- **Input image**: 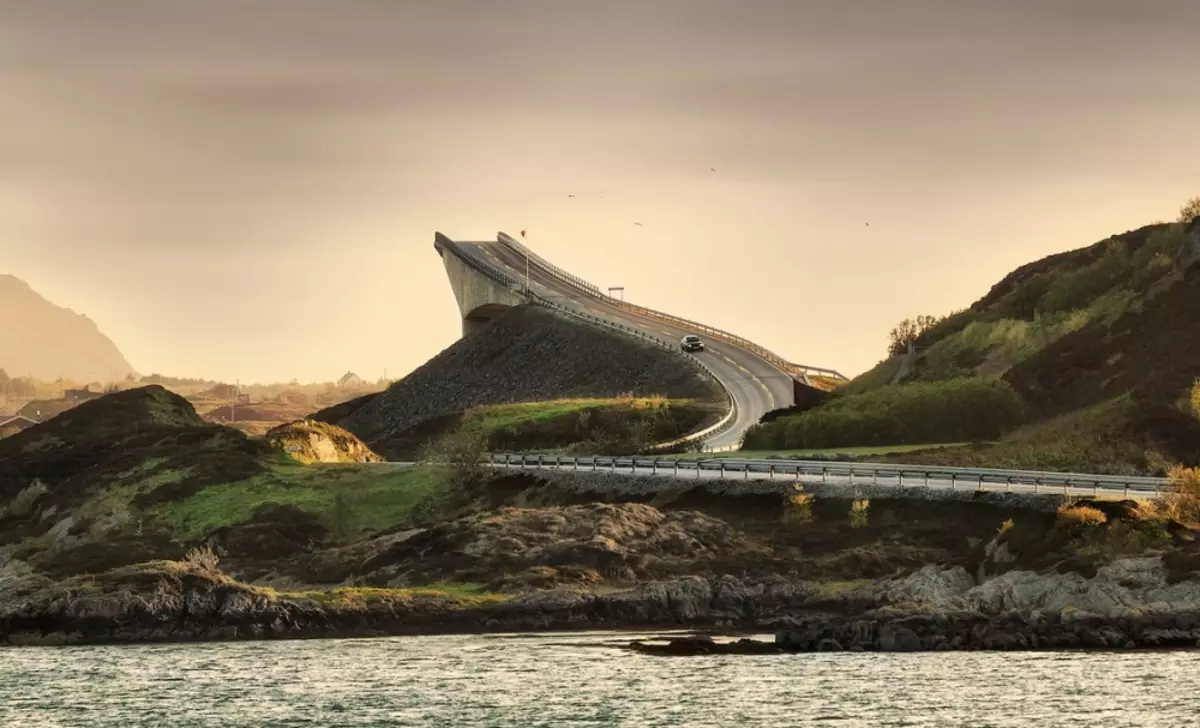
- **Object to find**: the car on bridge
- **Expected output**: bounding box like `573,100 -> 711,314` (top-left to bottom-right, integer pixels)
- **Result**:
680,334 -> 705,352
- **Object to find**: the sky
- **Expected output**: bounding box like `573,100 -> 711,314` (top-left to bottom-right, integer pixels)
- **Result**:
2,0 -> 1198,384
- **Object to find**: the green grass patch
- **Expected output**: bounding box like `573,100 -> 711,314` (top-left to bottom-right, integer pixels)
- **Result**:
870,396 -> 1149,474
743,378 -> 1026,450
155,464 -> 440,541
460,396 -> 684,434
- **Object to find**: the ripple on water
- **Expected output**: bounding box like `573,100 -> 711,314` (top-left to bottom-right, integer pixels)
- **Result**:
2,635 -> 1200,727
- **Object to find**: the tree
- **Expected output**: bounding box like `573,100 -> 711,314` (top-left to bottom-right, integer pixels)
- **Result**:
1180,197 -> 1200,225
887,315 -> 939,357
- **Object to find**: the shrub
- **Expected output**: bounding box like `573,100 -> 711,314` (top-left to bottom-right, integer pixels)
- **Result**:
997,518 -> 1015,537
849,498 -> 870,528
1055,504 -> 1108,528
1179,196 -> 1200,224
10,480 -> 48,518
781,487 -> 814,525
888,315 -> 941,357
1160,466 -> 1200,527
184,544 -> 221,572
1191,380 -> 1200,420
743,378 -> 1026,450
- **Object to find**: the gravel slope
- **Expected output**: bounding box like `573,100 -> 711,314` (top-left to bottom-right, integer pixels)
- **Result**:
331,305 -> 721,456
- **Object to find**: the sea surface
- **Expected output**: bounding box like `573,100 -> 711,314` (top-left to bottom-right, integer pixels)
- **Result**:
3,632 -> 1198,727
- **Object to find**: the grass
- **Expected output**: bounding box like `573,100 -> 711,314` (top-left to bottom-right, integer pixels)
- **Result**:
280,583 -> 508,608
844,222 -> 1187,396
870,395 -> 1149,475
156,464 -> 440,541
461,396 -> 678,434
743,378 -> 1026,450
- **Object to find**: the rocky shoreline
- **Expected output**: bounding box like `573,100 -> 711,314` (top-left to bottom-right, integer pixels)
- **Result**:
7,555 -> 1200,651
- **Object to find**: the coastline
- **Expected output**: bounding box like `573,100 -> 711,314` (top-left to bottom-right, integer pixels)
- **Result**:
7,556 -> 1200,652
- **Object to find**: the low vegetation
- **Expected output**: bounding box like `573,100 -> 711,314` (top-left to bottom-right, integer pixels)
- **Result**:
800,206 -> 1200,474
157,463 -> 440,542
743,378 -> 1025,450
1160,466 -> 1200,528
1055,503 -> 1108,528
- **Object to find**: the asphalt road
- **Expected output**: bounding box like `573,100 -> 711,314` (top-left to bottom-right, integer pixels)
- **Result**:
461,240 -> 794,450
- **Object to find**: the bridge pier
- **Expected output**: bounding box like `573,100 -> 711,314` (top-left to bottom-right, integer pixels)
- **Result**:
435,233 -> 526,337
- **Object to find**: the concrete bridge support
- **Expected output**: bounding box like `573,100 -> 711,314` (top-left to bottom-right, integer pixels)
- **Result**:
436,233 -> 527,337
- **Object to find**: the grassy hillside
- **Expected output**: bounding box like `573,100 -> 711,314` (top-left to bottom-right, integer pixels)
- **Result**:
770,220 -> 1200,473
376,396 -> 720,459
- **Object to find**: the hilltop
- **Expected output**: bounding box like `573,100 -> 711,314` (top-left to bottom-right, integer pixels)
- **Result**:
320,305 -> 722,458
0,275 -> 135,382
746,218 -> 1200,473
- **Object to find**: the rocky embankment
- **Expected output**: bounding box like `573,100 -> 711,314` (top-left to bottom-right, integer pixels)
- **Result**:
7,556 -> 1200,649
320,305 -> 721,457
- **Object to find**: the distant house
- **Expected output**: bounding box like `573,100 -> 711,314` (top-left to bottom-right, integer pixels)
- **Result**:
0,415 -> 38,438
205,383 -> 240,400
64,387 -> 104,405
337,372 -> 365,388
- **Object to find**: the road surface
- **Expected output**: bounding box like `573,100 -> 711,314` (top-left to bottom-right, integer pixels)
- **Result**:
460,240 -> 794,450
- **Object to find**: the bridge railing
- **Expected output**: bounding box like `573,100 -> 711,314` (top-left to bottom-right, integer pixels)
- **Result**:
496,232 -> 605,299
488,453 -> 1168,497
436,234 -> 740,448
493,232 -> 847,384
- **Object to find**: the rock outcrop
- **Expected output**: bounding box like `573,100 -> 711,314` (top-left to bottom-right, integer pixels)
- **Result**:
266,420 -> 381,464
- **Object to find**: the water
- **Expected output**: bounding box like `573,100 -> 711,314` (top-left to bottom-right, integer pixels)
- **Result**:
3,632 -> 1198,727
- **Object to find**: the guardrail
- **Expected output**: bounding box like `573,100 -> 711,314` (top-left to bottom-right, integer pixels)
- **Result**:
492,232 -> 847,384
496,232 -> 605,299
436,234 -> 740,447
489,453 -> 1169,497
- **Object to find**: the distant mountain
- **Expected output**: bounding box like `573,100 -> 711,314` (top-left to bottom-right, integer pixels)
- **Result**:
0,275 -> 135,382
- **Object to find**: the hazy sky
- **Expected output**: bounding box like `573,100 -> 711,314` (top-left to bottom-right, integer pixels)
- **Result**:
3,1 -> 1198,383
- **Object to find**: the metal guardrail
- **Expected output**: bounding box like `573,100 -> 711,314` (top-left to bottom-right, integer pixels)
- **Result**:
496,232 -> 604,299
489,453 -> 1169,497
435,234 -> 740,448
492,232 -> 847,384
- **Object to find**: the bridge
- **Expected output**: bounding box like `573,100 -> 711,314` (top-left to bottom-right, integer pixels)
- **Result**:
434,231 -> 848,450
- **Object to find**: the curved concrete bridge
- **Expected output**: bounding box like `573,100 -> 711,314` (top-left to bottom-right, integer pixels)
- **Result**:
434,231 -> 847,450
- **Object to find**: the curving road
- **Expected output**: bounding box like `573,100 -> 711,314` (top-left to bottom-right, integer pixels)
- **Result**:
456,239 -> 796,450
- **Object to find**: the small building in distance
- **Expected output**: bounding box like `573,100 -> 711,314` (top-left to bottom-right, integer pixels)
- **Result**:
0,415 -> 38,438
337,372 -> 365,388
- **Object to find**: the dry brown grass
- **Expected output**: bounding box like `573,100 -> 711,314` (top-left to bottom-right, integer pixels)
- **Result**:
1159,466 -> 1200,527
1056,503 -> 1108,527
1191,379 -> 1200,419
849,498 -> 870,528
781,487 -> 815,525
183,544 -> 221,573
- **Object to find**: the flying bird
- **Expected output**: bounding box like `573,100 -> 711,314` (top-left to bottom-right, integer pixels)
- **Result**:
634,222 -> 643,227
710,167 -> 716,172
865,222 -> 870,227
568,194 -> 575,198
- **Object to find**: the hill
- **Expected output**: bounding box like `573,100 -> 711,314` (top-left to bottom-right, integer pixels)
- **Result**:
747,219 -> 1200,473
0,275 -> 135,382
319,305 -> 722,458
